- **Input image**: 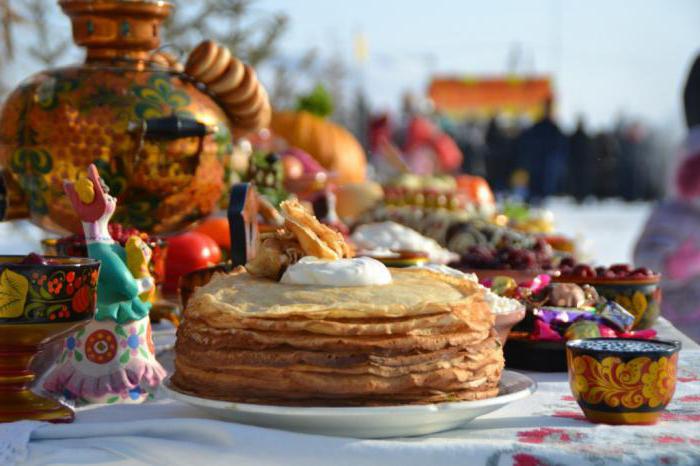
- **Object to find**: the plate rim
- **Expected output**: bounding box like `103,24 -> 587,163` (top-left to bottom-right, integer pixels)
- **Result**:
162,369 -> 537,416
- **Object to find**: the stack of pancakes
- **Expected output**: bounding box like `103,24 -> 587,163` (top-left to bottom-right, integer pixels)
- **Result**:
172,267 -> 504,406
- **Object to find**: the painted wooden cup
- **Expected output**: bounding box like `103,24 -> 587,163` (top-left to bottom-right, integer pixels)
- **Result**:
0,255 -> 100,422
566,338 -> 681,425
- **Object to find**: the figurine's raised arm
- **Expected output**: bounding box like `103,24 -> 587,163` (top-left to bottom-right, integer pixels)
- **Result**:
63,164 -> 116,243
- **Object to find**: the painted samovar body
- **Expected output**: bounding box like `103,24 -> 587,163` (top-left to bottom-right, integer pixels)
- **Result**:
0,0 -> 233,234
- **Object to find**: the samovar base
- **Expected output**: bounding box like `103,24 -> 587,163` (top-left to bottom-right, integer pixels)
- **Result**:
0,342 -> 74,423
0,390 -> 74,423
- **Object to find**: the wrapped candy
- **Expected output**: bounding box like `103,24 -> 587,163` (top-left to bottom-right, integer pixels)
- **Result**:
527,274 -> 552,294
597,324 -> 618,338
491,276 -> 517,295
596,300 -> 635,332
564,320 -> 602,340
533,307 -> 596,325
532,319 -> 563,341
619,329 -> 658,339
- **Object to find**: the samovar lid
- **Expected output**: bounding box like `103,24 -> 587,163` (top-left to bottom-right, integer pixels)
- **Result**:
59,0 -> 174,61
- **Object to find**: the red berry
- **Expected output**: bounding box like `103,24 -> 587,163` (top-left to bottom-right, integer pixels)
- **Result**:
21,253 -> 47,265
610,263 -> 632,274
595,266 -> 607,277
559,257 -> 576,268
573,264 -> 595,278
632,267 -> 653,276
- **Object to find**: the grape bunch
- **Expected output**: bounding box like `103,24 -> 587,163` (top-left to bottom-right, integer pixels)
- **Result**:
446,220 -> 555,270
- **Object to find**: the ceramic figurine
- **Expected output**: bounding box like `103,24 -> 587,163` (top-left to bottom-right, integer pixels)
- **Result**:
43,164 -> 165,404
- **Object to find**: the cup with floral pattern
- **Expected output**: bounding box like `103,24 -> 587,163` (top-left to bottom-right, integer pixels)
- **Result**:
0,255 -> 99,422
566,338 -> 681,425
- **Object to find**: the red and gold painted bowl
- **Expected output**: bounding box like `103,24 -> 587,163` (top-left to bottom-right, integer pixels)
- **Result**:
566,338 -> 681,425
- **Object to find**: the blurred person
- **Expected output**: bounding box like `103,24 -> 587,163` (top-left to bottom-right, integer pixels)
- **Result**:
515,99 -> 568,203
568,116 -> 594,201
618,121 -> 650,200
592,131 -> 620,198
403,115 -> 463,174
458,121 -> 486,177
634,55 -> 700,342
485,117 -> 510,192
368,113 -> 409,181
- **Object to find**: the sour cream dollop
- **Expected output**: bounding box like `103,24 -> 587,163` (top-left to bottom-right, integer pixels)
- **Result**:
280,256 -> 393,287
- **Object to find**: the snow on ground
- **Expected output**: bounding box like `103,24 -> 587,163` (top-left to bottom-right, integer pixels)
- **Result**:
544,197 -> 653,266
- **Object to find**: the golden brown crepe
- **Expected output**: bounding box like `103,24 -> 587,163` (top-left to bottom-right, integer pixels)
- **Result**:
172,267 -> 504,406
245,199 -> 352,280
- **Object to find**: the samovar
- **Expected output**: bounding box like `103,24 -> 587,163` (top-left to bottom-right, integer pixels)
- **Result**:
0,0 -> 235,234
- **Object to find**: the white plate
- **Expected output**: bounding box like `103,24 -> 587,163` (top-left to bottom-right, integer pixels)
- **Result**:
162,370 -> 536,438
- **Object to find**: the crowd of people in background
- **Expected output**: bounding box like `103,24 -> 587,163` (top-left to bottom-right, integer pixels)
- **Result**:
367,94 -> 669,204
443,101 -> 666,203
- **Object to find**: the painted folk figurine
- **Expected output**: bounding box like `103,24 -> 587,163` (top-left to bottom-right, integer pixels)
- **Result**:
44,164 -> 165,404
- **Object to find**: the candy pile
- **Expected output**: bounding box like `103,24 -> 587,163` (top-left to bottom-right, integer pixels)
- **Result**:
485,274 -> 657,342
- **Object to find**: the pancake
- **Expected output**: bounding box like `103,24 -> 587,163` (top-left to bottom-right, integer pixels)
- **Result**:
172,267 -> 504,406
188,267 -> 483,320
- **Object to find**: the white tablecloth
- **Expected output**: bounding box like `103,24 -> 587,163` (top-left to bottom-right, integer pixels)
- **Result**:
0,319 -> 697,466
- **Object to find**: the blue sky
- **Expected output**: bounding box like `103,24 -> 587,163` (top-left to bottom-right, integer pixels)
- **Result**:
5,0 -> 698,134
258,0 -> 700,132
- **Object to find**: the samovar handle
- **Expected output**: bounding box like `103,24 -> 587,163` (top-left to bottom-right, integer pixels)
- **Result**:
128,115 -> 217,168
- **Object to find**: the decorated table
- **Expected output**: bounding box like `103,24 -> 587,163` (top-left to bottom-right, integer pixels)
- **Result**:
0,2 -> 699,465
1,319 -> 697,466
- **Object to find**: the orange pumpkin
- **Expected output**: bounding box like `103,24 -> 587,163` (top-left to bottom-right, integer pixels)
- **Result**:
270,110 -> 367,184
456,175 -> 495,205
